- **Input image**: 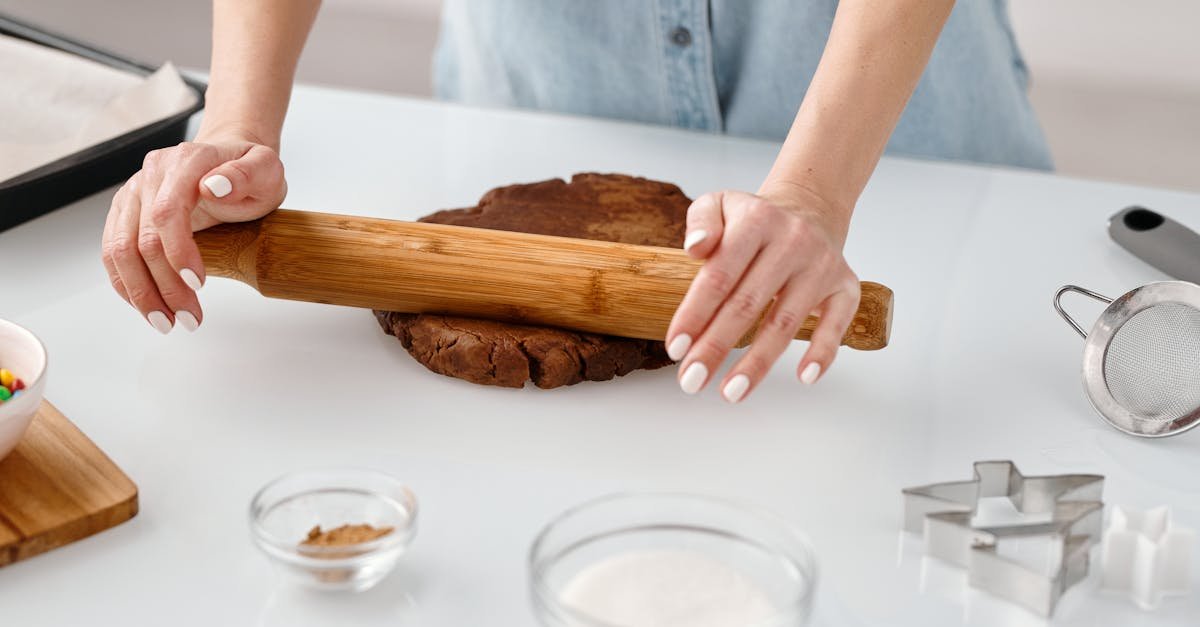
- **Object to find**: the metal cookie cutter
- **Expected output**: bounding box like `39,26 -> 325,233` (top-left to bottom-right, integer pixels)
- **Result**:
902,461 -> 1105,617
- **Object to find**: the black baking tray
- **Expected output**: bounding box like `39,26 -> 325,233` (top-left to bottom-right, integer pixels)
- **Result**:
0,14 -> 206,232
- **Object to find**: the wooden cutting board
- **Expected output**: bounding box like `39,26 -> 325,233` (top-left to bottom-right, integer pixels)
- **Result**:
0,401 -> 137,567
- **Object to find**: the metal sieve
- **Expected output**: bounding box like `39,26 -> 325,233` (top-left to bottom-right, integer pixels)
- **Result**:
1054,281 -> 1200,438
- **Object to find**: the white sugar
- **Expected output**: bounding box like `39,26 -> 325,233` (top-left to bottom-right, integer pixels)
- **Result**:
559,549 -> 778,626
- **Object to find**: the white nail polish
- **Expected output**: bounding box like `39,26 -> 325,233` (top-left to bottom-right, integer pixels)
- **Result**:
147,311 -> 172,335
679,362 -> 708,395
175,311 -> 199,333
800,362 -> 822,385
202,174 -> 232,198
180,268 -> 203,291
723,374 -> 750,403
683,230 -> 708,252
666,333 -> 692,361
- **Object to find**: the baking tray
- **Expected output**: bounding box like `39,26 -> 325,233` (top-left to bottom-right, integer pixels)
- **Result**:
0,13 -> 206,232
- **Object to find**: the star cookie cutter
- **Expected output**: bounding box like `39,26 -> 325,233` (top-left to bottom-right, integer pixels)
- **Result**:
902,461 -> 1105,617
1101,506 -> 1194,609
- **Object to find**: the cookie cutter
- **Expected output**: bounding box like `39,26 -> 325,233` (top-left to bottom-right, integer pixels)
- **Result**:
902,461 -> 1105,617
1101,505 -> 1194,609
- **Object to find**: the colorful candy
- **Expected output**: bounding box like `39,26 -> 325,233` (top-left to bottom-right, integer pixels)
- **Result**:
0,369 -> 23,404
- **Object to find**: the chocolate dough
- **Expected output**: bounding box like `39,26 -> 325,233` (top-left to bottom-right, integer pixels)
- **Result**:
374,173 -> 691,388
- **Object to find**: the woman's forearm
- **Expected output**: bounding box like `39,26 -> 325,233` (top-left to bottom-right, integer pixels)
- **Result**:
760,0 -> 955,240
197,0 -> 323,149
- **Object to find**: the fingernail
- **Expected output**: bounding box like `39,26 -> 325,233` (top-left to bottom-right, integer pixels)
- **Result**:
180,268 -> 203,291
679,362 -> 708,395
666,333 -> 692,361
722,374 -> 750,403
202,174 -> 232,198
683,230 -> 708,252
175,311 -> 199,333
147,311 -> 172,335
800,362 -> 822,385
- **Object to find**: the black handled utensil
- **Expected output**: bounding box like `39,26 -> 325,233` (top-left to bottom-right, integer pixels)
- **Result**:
1108,206 -> 1200,284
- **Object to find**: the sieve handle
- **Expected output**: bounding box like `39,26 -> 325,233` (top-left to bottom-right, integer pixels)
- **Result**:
1109,206 -> 1200,284
1054,285 -> 1114,339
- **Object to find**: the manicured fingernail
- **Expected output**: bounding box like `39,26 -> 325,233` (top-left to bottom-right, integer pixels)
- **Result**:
680,362 -> 708,395
175,311 -> 199,332
147,311 -> 172,335
723,374 -> 750,403
800,362 -> 822,385
203,174 -> 232,198
180,268 -> 203,291
666,333 -> 692,361
683,230 -> 708,252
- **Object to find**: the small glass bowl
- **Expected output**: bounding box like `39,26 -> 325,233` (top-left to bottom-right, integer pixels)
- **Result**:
529,493 -> 817,627
249,467 -> 418,592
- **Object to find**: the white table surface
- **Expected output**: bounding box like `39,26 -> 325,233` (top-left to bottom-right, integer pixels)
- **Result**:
2,84 -> 1198,627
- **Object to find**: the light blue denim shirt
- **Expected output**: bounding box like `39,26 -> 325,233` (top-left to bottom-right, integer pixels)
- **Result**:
433,1 -> 1053,171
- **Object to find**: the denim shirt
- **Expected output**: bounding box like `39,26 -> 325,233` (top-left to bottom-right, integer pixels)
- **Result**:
434,0 -> 1053,171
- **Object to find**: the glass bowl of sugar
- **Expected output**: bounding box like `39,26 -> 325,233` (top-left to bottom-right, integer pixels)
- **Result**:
529,493 -> 817,627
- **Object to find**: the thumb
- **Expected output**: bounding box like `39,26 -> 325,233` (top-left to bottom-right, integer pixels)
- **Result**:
682,191 -> 726,259
198,144 -> 286,206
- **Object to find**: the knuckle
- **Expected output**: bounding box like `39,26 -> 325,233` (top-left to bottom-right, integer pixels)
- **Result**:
124,282 -> 156,307
698,266 -> 737,296
690,192 -> 717,212
142,149 -> 163,169
148,198 -> 179,227
111,185 -> 128,205
108,234 -> 137,260
728,290 -> 763,320
844,275 -> 862,296
137,231 -> 164,259
264,156 -> 285,184
108,272 -> 126,292
188,142 -> 217,162
784,219 -> 810,243
100,239 -> 118,264
743,198 -> 770,221
226,160 -> 252,182
767,307 -> 803,333
157,282 -> 188,305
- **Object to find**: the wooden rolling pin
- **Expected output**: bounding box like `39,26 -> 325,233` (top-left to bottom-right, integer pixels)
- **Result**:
194,209 -> 893,350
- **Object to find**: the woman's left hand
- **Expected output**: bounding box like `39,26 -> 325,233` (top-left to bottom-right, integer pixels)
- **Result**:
665,186 -> 861,403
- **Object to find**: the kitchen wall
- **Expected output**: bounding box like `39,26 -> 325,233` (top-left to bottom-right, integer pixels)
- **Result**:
1007,0 -> 1199,192
1,0 -> 1196,192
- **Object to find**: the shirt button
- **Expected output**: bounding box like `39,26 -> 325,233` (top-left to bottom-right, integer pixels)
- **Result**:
670,26 -> 692,47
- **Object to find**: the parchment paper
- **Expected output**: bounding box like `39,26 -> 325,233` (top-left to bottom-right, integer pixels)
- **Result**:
0,33 -> 199,182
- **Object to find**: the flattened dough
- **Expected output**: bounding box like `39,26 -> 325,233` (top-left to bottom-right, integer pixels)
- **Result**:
374,173 -> 690,388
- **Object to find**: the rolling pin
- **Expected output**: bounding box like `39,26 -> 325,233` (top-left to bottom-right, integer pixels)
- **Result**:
194,209 -> 893,350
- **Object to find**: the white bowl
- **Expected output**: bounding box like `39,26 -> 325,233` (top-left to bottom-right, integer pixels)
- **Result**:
0,319 -> 48,461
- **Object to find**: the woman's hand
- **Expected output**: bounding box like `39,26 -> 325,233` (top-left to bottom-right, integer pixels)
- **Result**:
100,133 -> 287,333
665,187 -> 861,402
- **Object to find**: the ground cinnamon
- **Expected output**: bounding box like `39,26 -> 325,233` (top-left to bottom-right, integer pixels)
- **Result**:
301,523 -> 393,547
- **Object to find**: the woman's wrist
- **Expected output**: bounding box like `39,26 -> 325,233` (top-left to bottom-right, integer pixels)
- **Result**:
757,176 -> 854,248
194,120 -> 280,151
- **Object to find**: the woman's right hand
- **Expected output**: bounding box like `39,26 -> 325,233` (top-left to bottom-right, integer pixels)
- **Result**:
100,135 -> 287,333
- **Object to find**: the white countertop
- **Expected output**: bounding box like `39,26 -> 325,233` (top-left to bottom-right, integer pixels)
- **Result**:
2,84 -> 1198,626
